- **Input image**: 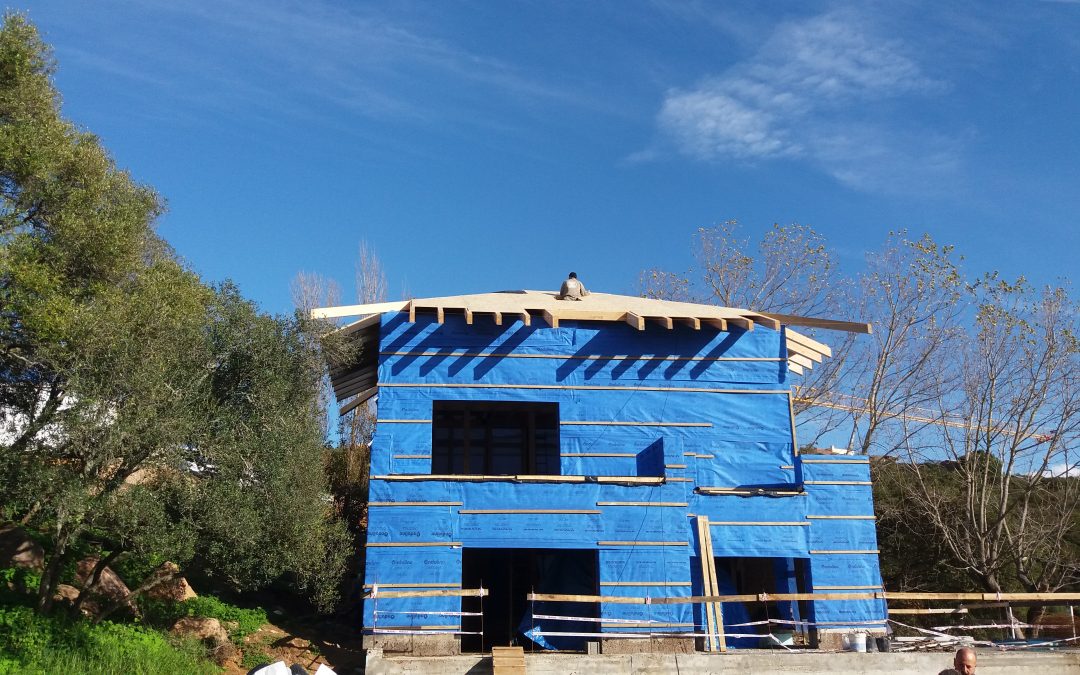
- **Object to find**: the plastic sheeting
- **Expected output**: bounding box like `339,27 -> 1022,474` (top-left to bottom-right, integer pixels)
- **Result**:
361,314 -> 887,642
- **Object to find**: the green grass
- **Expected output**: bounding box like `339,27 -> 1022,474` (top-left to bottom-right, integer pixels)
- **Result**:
0,604 -> 219,675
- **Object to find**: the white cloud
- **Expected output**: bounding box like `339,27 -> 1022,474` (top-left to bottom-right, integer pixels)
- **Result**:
653,8 -> 956,193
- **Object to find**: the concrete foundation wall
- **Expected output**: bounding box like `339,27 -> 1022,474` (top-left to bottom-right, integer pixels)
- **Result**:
366,647 -> 1080,675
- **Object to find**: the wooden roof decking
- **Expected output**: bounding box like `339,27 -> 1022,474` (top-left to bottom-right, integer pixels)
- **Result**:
316,290 -> 870,412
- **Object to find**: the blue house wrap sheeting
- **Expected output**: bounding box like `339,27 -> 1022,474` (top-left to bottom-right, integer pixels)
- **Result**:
361,312 -> 886,647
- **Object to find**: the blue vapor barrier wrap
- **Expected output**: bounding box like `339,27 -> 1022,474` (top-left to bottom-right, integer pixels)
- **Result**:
691,493 -> 808,523
804,483 -> 875,517
800,459 -> 872,483
707,523 -> 809,558
600,546 -> 694,629
808,553 -> 884,588
809,520 -> 880,551
366,505 -> 457,543
379,314 -> 787,387
362,547 -> 462,627
694,441 -> 797,489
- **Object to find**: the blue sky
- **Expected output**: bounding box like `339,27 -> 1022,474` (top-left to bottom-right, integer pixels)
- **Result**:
18,0 -> 1080,315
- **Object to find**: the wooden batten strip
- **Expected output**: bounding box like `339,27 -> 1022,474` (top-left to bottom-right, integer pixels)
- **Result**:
815,585 -> 883,591
377,419 -> 431,424
371,474 -> 588,483
665,464 -> 688,469
339,387 -> 378,416
800,458 -> 870,464
598,541 -> 688,546
785,328 -> 834,357
766,313 -> 871,335
786,341 -> 824,363
368,502 -> 463,507
804,481 -> 872,486
597,502 -> 688,507
788,352 -> 815,369
392,454 -> 431,459
366,542 -> 463,548
368,588 -> 487,599
364,583 -> 460,589
596,476 -> 665,484
561,452 -> 637,457
806,515 -> 876,520
600,582 -> 693,587
379,350 -> 784,363
378,383 -> 790,394
561,421 -> 711,427
810,550 -> 880,555
708,521 -> 809,527
787,361 -> 805,375
750,314 -> 781,330
601,622 -> 695,628
459,509 -> 601,515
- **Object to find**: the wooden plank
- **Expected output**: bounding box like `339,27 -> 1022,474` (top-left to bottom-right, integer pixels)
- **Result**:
664,464 -> 688,469
338,313 -> 384,334
649,315 -> 674,329
804,481 -> 873,486
542,309 -> 559,329
815,585 -> 882,591
371,474 -> 588,483
625,311 -> 645,331
727,317 -> 754,331
600,582 -> 693,587
886,592 -> 1080,601
597,502 -> 688,507
787,341 -> 823,363
519,310 -> 531,327
785,328 -> 834,357
810,550 -> 880,554
392,454 -> 431,459
363,582 -> 461,588
788,352 -> 815,369
763,312 -> 872,335
380,351 -> 782,364
464,307 -> 474,325
751,314 -> 781,330
597,541 -> 687,546
492,311 -> 503,326
368,502 -> 463,507
311,300 -> 409,319
366,542 -> 463,547
890,608 -> 969,615
379,382 -> 791,394
525,591 -> 888,604
436,306 -> 445,324
679,316 -> 701,330
332,364 -> 378,394
703,317 -> 728,331
696,517 -> 717,652
800,458 -> 870,464
407,300 -> 416,323
561,452 -> 638,457
368,588 -> 488,598
703,515 -> 726,652
459,509 -> 601,514
708,521 -> 809,527
787,361 -> 805,375
806,515 -> 876,520
338,386 -> 378,416
595,476 -> 665,485
561,421 -> 711,427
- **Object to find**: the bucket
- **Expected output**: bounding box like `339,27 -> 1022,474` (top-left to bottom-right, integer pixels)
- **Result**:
841,632 -> 867,652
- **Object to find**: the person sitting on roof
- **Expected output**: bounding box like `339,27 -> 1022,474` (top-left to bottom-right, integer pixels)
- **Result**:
557,272 -> 589,301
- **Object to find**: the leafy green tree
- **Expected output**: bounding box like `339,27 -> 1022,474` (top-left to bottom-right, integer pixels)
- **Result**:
0,13 -> 348,615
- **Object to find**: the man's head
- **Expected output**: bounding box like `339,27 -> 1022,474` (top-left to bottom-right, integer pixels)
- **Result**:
569,272 -> 577,279
954,647 -> 976,675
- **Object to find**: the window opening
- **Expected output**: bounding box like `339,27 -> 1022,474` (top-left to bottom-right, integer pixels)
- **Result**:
432,401 -> 559,475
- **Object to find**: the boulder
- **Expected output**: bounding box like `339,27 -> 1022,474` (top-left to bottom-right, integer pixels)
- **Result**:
172,616 -> 235,665
76,557 -> 131,600
144,561 -> 197,602
0,525 -> 44,571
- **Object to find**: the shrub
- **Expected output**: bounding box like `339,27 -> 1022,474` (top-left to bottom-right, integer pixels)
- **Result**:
0,604 -> 218,674
180,595 -> 268,641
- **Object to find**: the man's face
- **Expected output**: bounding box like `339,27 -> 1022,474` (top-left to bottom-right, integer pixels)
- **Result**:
954,650 -> 976,675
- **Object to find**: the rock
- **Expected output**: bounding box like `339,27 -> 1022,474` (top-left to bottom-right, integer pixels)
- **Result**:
144,561 -> 197,602
53,583 -> 80,603
0,525 -> 45,571
75,557 -> 131,601
171,616 -> 235,665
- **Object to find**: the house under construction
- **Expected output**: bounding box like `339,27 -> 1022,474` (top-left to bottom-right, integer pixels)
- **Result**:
317,290 -> 884,654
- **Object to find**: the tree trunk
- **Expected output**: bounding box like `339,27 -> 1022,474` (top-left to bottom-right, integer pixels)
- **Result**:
35,522 -> 73,615
1026,605 -> 1047,639
73,549 -> 124,614
92,566 -> 177,624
